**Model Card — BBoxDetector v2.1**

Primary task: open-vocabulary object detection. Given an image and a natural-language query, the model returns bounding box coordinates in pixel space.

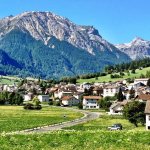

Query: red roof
[136,94,150,101]
[83,96,102,100]
[61,96,73,101]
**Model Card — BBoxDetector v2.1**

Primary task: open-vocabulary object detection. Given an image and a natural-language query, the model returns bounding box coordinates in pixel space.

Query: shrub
[53,101,61,106]
[34,105,42,110]
[48,101,53,105]
[24,103,42,110]
[78,102,83,109]
[24,103,34,110]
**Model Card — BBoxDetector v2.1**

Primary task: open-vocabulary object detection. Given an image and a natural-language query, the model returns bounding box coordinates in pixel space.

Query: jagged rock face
[116,37,150,60]
[0,11,131,78]
[0,11,124,55]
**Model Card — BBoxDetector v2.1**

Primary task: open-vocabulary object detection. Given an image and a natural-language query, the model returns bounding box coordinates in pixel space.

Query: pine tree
[147,78,150,87]
[117,87,124,102]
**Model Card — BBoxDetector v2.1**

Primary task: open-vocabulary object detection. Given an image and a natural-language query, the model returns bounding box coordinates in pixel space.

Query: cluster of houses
[1,78,150,130]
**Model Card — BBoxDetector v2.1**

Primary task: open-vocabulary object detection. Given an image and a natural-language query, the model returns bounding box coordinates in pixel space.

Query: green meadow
[0,106,82,133]
[0,107,148,150]
[77,67,150,83]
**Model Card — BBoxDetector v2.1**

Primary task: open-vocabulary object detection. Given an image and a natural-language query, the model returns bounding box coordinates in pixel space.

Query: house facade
[83,96,101,109]
[80,82,92,90]
[134,78,149,86]
[109,101,128,115]
[103,85,119,97]
[145,101,150,130]
[61,96,79,106]
[38,95,49,102]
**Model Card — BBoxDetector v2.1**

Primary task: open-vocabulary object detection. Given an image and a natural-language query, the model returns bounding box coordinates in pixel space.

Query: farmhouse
[134,78,149,86]
[61,96,79,106]
[109,101,128,115]
[83,96,101,109]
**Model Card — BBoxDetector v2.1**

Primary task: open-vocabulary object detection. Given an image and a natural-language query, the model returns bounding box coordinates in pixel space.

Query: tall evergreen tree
[117,87,124,102]
[147,78,150,87]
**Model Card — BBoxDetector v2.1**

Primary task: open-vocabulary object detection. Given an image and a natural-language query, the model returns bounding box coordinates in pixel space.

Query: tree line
[0,91,23,105]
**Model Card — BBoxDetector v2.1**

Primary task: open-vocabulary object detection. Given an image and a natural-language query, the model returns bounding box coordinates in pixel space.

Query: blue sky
[0,0,150,44]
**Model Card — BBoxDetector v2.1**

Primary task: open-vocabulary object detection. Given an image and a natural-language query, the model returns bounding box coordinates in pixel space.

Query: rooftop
[83,96,102,100]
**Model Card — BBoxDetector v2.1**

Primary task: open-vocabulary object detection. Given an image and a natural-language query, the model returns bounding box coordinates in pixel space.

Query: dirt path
[7,107,100,134]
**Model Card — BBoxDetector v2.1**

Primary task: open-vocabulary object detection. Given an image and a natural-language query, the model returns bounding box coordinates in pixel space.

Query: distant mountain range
[0,11,149,79]
[116,37,150,60]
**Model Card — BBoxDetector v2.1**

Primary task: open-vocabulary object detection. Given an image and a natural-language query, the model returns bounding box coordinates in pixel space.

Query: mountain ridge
[0,11,131,79]
[116,37,150,60]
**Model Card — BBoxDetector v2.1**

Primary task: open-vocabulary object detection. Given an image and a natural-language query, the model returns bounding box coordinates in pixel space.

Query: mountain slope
[116,37,150,60]
[0,49,23,75]
[0,11,131,78]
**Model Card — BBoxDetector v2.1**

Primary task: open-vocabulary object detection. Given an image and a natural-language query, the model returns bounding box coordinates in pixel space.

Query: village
[0,77,150,130]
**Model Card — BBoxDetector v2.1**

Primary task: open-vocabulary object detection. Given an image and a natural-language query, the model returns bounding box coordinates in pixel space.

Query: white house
[109,101,128,115]
[103,85,119,97]
[24,95,32,101]
[73,92,83,100]
[145,101,150,130]
[80,82,92,90]
[134,78,149,86]
[38,95,49,102]
[23,92,33,102]
[61,96,79,106]
[83,96,101,109]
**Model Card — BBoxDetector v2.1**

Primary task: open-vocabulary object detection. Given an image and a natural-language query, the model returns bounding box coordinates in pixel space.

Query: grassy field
[0,76,21,85]
[64,112,145,131]
[0,130,150,150]
[0,108,149,150]
[0,78,18,85]
[0,75,46,85]
[77,67,150,83]
[0,106,82,133]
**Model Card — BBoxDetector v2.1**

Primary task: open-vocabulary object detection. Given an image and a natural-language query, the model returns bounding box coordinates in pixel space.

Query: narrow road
[8,108,100,134]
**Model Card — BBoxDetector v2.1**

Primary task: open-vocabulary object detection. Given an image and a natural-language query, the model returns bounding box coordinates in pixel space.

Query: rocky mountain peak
[0,11,131,78]
[116,37,150,60]
[0,11,106,54]
[131,37,147,45]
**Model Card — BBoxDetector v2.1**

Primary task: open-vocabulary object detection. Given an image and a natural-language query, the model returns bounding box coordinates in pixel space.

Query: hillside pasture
[77,67,150,83]
[0,106,82,133]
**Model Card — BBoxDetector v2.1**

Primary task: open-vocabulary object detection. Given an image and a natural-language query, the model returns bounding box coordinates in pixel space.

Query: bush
[48,101,53,105]
[24,103,42,110]
[53,101,61,106]
[24,103,34,110]
[34,105,42,110]
[78,102,83,109]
